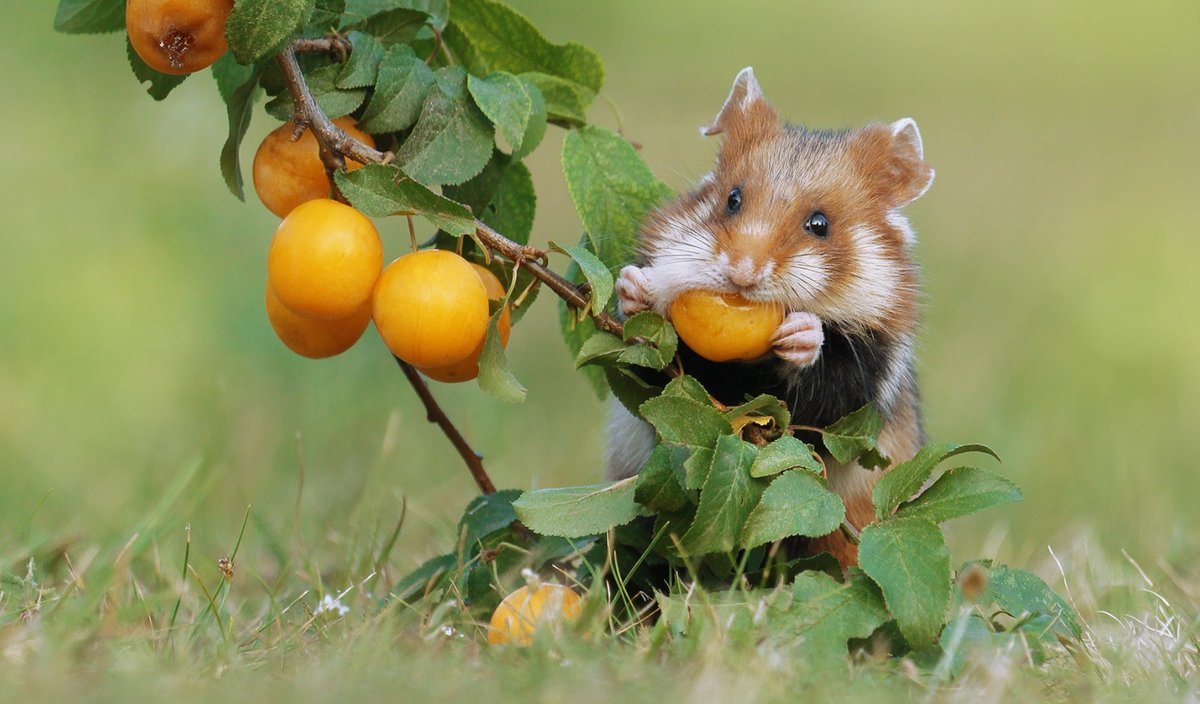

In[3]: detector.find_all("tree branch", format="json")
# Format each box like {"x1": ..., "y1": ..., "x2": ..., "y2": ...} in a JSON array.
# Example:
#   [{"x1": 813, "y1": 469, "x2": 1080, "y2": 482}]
[
  {"x1": 394, "y1": 357, "x2": 497, "y2": 495},
  {"x1": 277, "y1": 38, "x2": 626, "y2": 339}
]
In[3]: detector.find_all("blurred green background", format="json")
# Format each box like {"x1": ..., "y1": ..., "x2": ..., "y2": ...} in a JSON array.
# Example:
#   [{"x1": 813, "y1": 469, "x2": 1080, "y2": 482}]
[{"x1": 3, "y1": 0, "x2": 1198, "y2": 586}]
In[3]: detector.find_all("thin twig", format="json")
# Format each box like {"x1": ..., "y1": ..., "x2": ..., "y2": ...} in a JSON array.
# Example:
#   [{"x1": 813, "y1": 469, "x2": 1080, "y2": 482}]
[{"x1": 394, "y1": 357, "x2": 496, "y2": 495}]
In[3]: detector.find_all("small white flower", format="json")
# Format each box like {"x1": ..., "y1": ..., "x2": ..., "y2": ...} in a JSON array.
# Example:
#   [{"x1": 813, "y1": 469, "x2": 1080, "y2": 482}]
[{"x1": 315, "y1": 594, "x2": 350, "y2": 617}]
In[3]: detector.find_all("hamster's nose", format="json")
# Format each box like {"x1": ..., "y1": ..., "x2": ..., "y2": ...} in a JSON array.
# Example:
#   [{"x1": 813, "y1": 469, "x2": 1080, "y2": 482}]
[{"x1": 726, "y1": 256, "x2": 767, "y2": 289}]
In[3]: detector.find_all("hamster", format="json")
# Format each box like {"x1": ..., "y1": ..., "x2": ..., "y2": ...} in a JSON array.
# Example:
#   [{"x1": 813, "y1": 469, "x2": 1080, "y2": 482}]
[{"x1": 607, "y1": 67, "x2": 934, "y2": 566}]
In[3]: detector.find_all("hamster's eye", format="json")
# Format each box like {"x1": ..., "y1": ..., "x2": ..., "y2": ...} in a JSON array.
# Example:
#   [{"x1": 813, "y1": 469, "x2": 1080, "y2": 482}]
[
  {"x1": 804, "y1": 211, "x2": 829, "y2": 238},
  {"x1": 726, "y1": 186, "x2": 743, "y2": 215}
]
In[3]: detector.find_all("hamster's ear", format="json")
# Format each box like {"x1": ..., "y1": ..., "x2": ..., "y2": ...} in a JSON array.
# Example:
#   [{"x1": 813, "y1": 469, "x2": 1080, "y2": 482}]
[
  {"x1": 701, "y1": 67, "x2": 779, "y2": 139},
  {"x1": 853, "y1": 118, "x2": 935, "y2": 207},
  {"x1": 886, "y1": 118, "x2": 934, "y2": 205}
]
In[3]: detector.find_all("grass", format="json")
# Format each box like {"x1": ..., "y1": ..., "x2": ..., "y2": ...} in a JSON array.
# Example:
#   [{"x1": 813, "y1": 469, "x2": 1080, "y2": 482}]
[{"x1": 3, "y1": 0, "x2": 1199, "y2": 700}]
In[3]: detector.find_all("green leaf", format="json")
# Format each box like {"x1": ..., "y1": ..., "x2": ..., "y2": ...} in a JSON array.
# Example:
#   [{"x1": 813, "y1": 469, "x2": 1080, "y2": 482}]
[
  {"x1": 458, "y1": 489, "x2": 521, "y2": 549},
  {"x1": 639, "y1": 396, "x2": 732, "y2": 452},
  {"x1": 126, "y1": 37, "x2": 187, "y2": 101},
  {"x1": 477, "y1": 308, "x2": 526, "y2": 403},
  {"x1": 740, "y1": 471, "x2": 844, "y2": 549},
  {"x1": 225, "y1": 0, "x2": 314, "y2": 65},
  {"x1": 468, "y1": 72, "x2": 533, "y2": 154},
  {"x1": 604, "y1": 366, "x2": 661, "y2": 414},
  {"x1": 219, "y1": 63, "x2": 264, "y2": 200},
  {"x1": 513, "y1": 78, "x2": 546, "y2": 159},
  {"x1": 512, "y1": 477, "x2": 640, "y2": 538},
  {"x1": 266, "y1": 63, "x2": 366, "y2": 121},
  {"x1": 336, "y1": 31, "x2": 384, "y2": 89},
  {"x1": 634, "y1": 445, "x2": 692, "y2": 513},
  {"x1": 750, "y1": 436, "x2": 822, "y2": 478},
  {"x1": 725, "y1": 394, "x2": 791, "y2": 433},
  {"x1": 397, "y1": 65, "x2": 494, "y2": 186},
  {"x1": 520, "y1": 72, "x2": 593, "y2": 125},
  {"x1": 336, "y1": 164, "x2": 475, "y2": 236},
  {"x1": 550, "y1": 241, "x2": 613, "y2": 316},
  {"x1": 481, "y1": 159, "x2": 535, "y2": 245},
  {"x1": 444, "y1": 0, "x2": 603, "y2": 91},
  {"x1": 212, "y1": 52, "x2": 255, "y2": 105},
  {"x1": 682, "y1": 447, "x2": 714, "y2": 491},
  {"x1": 342, "y1": 7, "x2": 428, "y2": 45},
  {"x1": 984, "y1": 565, "x2": 1081, "y2": 640},
  {"x1": 872, "y1": 443, "x2": 1001, "y2": 521},
  {"x1": 309, "y1": 0, "x2": 346, "y2": 30},
  {"x1": 392, "y1": 553, "x2": 455, "y2": 601},
  {"x1": 821, "y1": 404, "x2": 888, "y2": 468},
  {"x1": 623, "y1": 311, "x2": 678, "y2": 365},
  {"x1": 680, "y1": 435, "x2": 762, "y2": 555},
  {"x1": 896, "y1": 466, "x2": 1021, "y2": 523},
  {"x1": 357, "y1": 45, "x2": 435, "y2": 133},
  {"x1": 559, "y1": 300, "x2": 607, "y2": 399},
  {"x1": 662, "y1": 375, "x2": 710, "y2": 405},
  {"x1": 561, "y1": 126, "x2": 674, "y2": 270},
  {"x1": 858, "y1": 517, "x2": 952, "y2": 647},
  {"x1": 575, "y1": 331, "x2": 625, "y2": 368},
  {"x1": 54, "y1": 0, "x2": 123, "y2": 34},
  {"x1": 780, "y1": 572, "x2": 890, "y2": 671},
  {"x1": 937, "y1": 612, "x2": 1008, "y2": 678}
]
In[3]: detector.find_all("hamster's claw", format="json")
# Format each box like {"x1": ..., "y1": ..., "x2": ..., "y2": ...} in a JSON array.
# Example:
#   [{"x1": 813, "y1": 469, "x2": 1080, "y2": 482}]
[
  {"x1": 772, "y1": 311, "x2": 824, "y2": 368},
  {"x1": 616, "y1": 265, "x2": 653, "y2": 316}
]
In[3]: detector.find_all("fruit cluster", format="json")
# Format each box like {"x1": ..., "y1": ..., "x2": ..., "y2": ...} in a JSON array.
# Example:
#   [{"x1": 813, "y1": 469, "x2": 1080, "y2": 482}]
[{"x1": 264, "y1": 195, "x2": 511, "y2": 382}]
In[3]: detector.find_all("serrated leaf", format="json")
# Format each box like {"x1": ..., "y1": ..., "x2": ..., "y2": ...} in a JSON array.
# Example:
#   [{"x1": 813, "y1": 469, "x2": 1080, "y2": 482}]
[
  {"x1": 896, "y1": 466, "x2": 1021, "y2": 523},
  {"x1": 336, "y1": 31, "x2": 384, "y2": 89},
  {"x1": 740, "y1": 471, "x2": 844, "y2": 549},
  {"x1": 550, "y1": 241, "x2": 613, "y2": 315},
  {"x1": 872, "y1": 443, "x2": 1001, "y2": 521},
  {"x1": 662, "y1": 375, "x2": 710, "y2": 405},
  {"x1": 513, "y1": 78, "x2": 546, "y2": 159},
  {"x1": 984, "y1": 565, "x2": 1081, "y2": 640},
  {"x1": 397, "y1": 65, "x2": 493, "y2": 186},
  {"x1": 575, "y1": 331, "x2": 625, "y2": 368},
  {"x1": 604, "y1": 366, "x2": 662, "y2": 414},
  {"x1": 623, "y1": 311, "x2": 678, "y2": 363},
  {"x1": 444, "y1": 0, "x2": 603, "y2": 91},
  {"x1": 477, "y1": 307, "x2": 526, "y2": 403},
  {"x1": 683, "y1": 447, "x2": 714, "y2": 491},
  {"x1": 126, "y1": 37, "x2": 187, "y2": 100},
  {"x1": 358, "y1": 45, "x2": 435, "y2": 133},
  {"x1": 520, "y1": 72, "x2": 593, "y2": 125},
  {"x1": 859, "y1": 517, "x2": 951, "y2": 647},
  {"x1": 725, "y1": 394, "x2": 790, "y2": 434},
  {"x1": 344, "y1": 0, "x2": 444, "y2": 28},
  {"x1": 559, "y1": 298, "x2": 608, "y2": 399},
  {"x1": 634, "y1": 445, "x2": 691, "y2": 513},
  {"x1": 821, "y1": 404, "x2": 888, "y2": 468},
  {"x1": 561, "y1": 126, "x2": 674, "y2": 270},
  {"x1": 680, "y1": 435, "x2": 762, "y2": 555},
  {"x1": 336, "y1": 164, "x2": 475, "y2": 235},
  {"x1": 54, "y1": 0, "x2": 123, "y2": 34},
  {"x1": 342, "y1": 7, "x2": 428, "y2": 45},
  {"x1": 468, "y1": 72, "x2": 533, "y2": 154},
  {"x1": 219, "y1": 63, "x2": 264, "y2": 200},
  {"x1": 512, "y1": 477, "x2": 639, "y2": 538},
  {"x1": 780, "y1": 572, "x2": 890, "y2": 671},
  {"x1": 225, "y1": 0, "x2": 314, "y2": 65},
  {"x1": 212, "y1": 52, "x2": 255, "y2": 105},
  {"x1": 266, "y1": 63, "x2": 366, "y2": 121},
  {"x1": 750, "y1": 436, "x2": 823, "y2": 478},
  {"x1": 458, "y1": 489, "x2": 521, "y2": 549},
  {"x1": 616, "y1": 344, "x2": 667, "y2": 371},
  {"x1": 639, "y1": 396, "x2": 732, "y2": 452}
]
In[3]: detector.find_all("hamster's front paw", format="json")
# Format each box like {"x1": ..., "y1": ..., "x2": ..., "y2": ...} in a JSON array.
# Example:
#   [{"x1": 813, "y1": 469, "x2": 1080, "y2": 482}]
[
  {"x1": 616, "y1": 265, "x2": 654, "y2": 316},
  {"x1": 772, "y1": 311, "x2": 824, "y2": 368}
]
